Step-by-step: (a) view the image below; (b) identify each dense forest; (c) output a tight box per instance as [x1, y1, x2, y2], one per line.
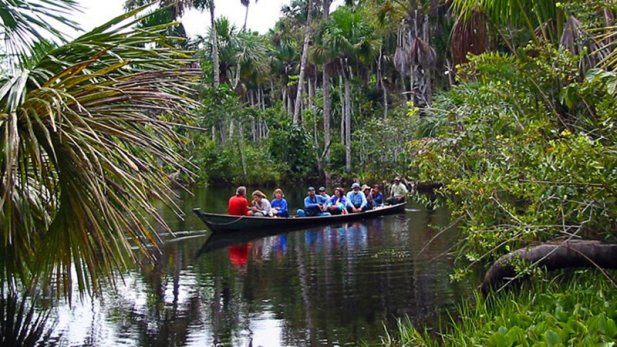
[2, 0, 617, 345]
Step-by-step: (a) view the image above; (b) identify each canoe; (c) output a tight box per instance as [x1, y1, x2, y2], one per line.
[192, 202, 406, 233]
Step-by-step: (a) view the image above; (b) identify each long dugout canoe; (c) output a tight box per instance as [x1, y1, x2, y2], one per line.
[192, 202, 406, 233]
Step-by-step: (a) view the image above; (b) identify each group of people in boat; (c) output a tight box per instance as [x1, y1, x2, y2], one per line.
[227, 176, 408, 218]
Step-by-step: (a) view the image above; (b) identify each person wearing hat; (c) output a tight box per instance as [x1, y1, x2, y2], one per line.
[318, 186, 330, 199]
[228, 186, 252, 216]
[250, 190, 272, 216]
[346, 182, 368, 213]
[387, 176, 408, 204]
[296, 186, 331, 217]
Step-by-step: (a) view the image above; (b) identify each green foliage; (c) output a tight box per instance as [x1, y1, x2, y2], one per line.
[386, 272, 617, 346]
[190, 134, 284, 185]
[409, 46, 617, 277]
[351, 112, 413, 179]
[268, 124, 318, 180]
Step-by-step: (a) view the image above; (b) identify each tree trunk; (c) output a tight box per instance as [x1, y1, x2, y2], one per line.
[209, 3, 224, 144]
[378, 48, 388, 119]
[293, 0, 314, 125]
[322, 0, 332, 163]
[239, 124, 247, 177]
[242, 2, 250, 30]
[339, 74, 344, 145]
[344, 73, 352, 174]
[480, 240, 617, 295]
[210, 4, 220, 89]
[232, 2, 251, 90]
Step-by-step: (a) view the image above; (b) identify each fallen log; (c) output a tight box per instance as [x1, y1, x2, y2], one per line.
[480, 240, 617, 295]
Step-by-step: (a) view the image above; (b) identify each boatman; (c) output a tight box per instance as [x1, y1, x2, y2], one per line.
[228, 186, 252, 216]
[387, 176, 408, 204]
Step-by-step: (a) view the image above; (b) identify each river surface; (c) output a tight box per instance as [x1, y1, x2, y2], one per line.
[43, 186, 470, 346]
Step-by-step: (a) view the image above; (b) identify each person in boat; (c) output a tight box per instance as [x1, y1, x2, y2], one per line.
[370, 184, 385, 207]
[318, 186, 330, 199]
[271, 188, 289, 217]
[386, 176, 408, 204]
[346, 182, 368, 213]
[297, 186, 331, 217]
[250, 190, 272, 216]
[326, 187, 349, 215]
[362, 185, 374, 209]
[228, 186, 251, 216]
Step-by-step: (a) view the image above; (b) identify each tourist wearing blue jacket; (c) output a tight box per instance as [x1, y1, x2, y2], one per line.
[297, 187, 331, 217]
[271, 188, 289, 217]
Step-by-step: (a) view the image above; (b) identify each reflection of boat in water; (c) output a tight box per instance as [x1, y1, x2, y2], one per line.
[196, 227, 295, 255]
[196, 205, 405, 255]
[192, 202, 406, 233]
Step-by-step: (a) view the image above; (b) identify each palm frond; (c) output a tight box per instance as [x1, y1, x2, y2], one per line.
[0, 5, 199, 297]
[0, 0, 80, 67]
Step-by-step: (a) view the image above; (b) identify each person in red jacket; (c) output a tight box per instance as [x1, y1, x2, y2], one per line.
[228, 186, 252, 216]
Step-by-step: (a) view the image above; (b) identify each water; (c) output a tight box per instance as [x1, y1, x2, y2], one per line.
[43, 186, 469, 346]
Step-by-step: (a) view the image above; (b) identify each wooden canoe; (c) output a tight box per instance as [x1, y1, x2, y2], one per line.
[192, 202, 406, 233]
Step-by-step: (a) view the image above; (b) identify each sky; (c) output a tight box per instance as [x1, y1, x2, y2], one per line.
[69, 0, 343, 39]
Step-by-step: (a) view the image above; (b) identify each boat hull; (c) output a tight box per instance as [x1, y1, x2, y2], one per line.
[192, 202, 406, 233]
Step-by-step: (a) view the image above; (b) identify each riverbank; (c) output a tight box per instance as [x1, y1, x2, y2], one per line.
[385, 271, 617, 346]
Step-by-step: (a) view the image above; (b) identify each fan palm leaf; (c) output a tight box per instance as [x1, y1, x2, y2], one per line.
[0, 4, 199, 297]
[451, 0, 564, 43]
[0, 0, 79, 66]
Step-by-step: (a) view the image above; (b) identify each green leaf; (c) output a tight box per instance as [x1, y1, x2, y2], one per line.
[545, 330, 562, 346]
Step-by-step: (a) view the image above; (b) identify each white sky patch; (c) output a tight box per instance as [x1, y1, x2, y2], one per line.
[68, 0, 344, 39]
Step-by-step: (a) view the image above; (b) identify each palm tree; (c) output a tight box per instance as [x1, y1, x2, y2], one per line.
[321, 0, 333, 165]
[231, 0, 259, 90]
[451, 0, 566, 45]
[269, 21, 301, 115]
[0, 0, 79, 66]
[317, 5, 377, 173]
[240, 0, 258, 30]
[0, 2, 199, 297]
[293, 0, 315, 125]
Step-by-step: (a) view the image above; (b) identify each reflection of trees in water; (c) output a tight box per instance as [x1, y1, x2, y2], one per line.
[63, 207, 461, 346]
[223, 214, 460, 346]
[103, 242, 202, 346]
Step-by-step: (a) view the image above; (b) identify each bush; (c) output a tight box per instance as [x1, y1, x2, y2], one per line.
[268, 124, 318, 181]
[408, 45, 617, 279]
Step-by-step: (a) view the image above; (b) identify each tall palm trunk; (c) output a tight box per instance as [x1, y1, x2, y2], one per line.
[234, 0, 252, 89]
[293, 0, 314, 125]
[210, 3, 220, 89]
[209, 2, 225, 143]
[339, 75, 344, 144]
[378, 48, 388, 119]
[344, 69, 352, 174]
[322, 0, 332, 162]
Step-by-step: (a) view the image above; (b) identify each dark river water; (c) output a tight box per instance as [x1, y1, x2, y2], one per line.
[43, 186, 470, 346]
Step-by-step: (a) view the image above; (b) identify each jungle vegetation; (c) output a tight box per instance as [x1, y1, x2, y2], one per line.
[2, 0, 617, 345]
